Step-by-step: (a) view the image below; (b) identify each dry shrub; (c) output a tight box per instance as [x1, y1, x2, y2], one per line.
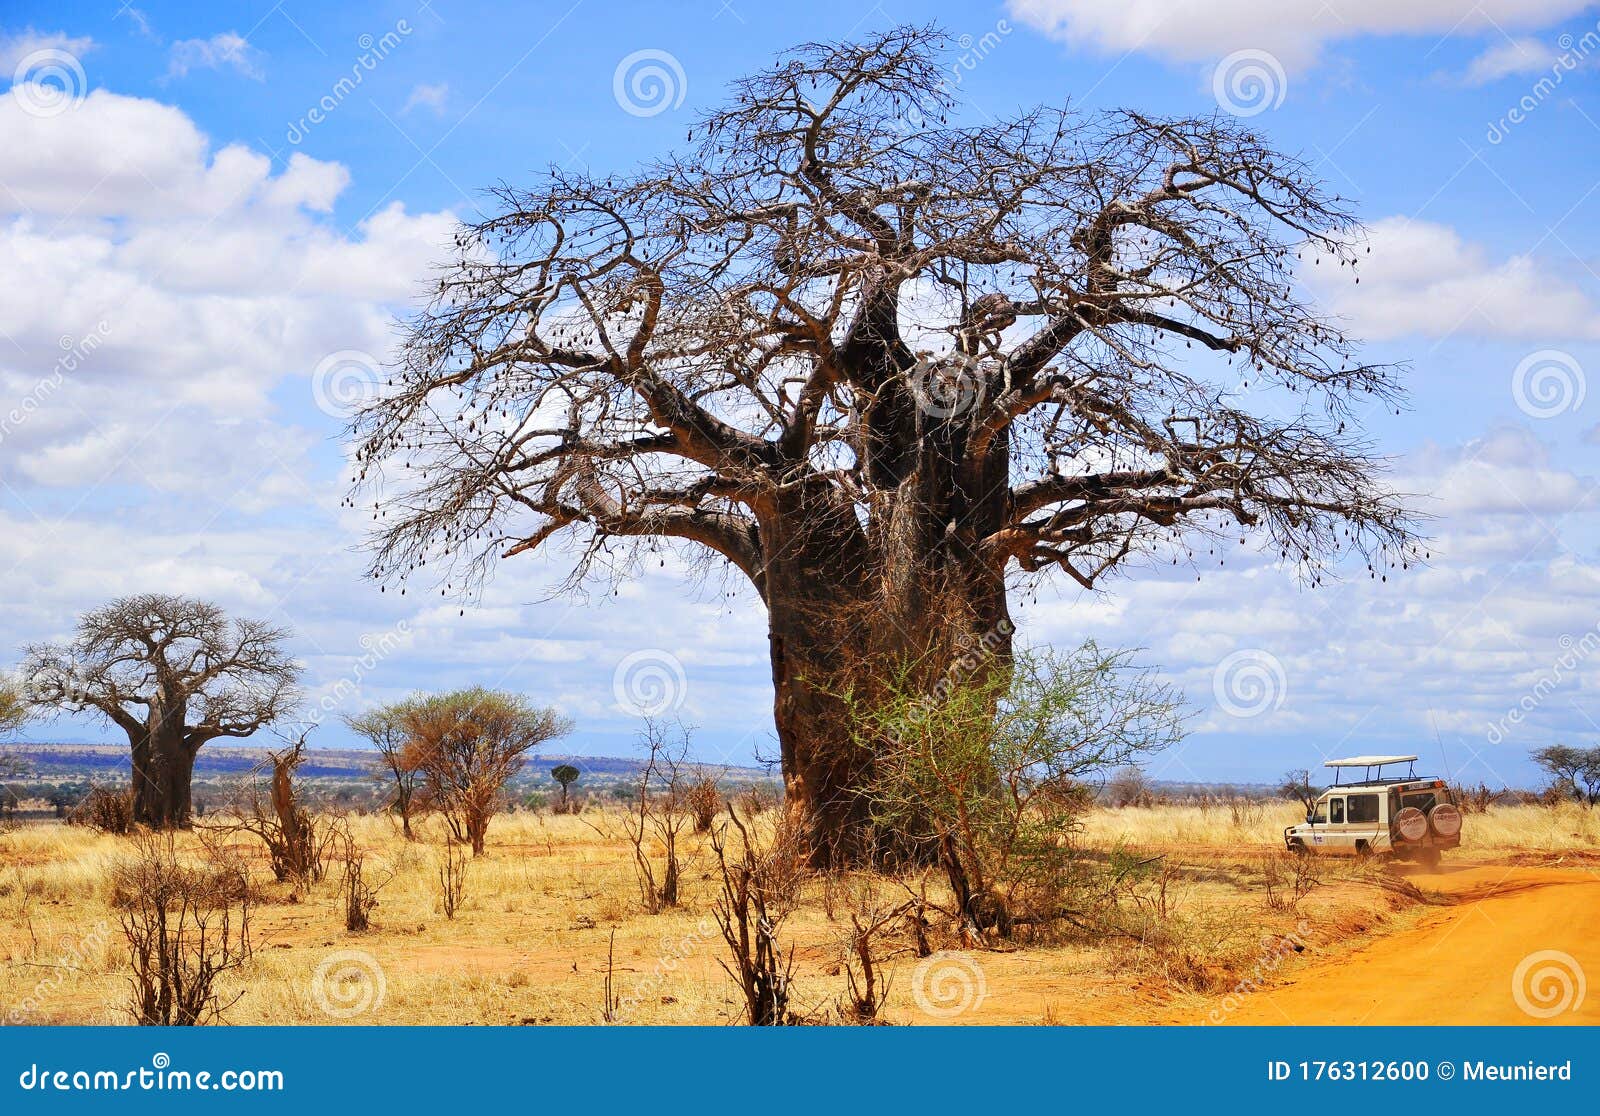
[836, 878, 911, 1024]
[111, 834, 252, 1025]
[610, 719, 698, 913]
[69, 785, 137, 835]
[1261, 849, 1322, 912]
[736, 784, 777, 820]
[337, 832, 392, 932]
[205, 731, 338, 888]
[437, 837, 468, 919]
[685, 773, 721, 833]
[710, 807, 806, 1025]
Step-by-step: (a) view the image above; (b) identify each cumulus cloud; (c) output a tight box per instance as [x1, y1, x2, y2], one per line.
[1006, 0, 1593, 71]
[1308, 217, 1600, 342]
[166, 31, 263, 81]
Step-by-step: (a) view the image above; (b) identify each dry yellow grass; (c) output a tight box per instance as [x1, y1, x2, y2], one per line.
[1080, 800, 1600, 852]
[2, 800, 1594, 1026]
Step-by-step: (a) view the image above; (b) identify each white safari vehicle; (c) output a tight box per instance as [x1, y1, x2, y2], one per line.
[1283, 755, 1462, 868]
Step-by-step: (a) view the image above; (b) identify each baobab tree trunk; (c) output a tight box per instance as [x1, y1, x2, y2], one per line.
[764, 432, 1016, 867]
[131, 726, 196, 828]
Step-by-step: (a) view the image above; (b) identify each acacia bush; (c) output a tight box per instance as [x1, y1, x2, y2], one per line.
[401, 688, 572, 855]
[849, 641, 1185, 941]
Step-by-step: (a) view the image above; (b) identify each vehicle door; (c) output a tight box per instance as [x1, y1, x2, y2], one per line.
[1345, 791, 1383, 848]
[1324, 795, 1348, 847]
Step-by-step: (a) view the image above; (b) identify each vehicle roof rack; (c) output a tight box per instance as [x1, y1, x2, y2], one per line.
[1323, 754, 1418, 785]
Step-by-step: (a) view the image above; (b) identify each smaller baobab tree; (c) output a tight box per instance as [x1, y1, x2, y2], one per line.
[401, 688, 572, 854]
[550, 763, 580, 812]
[23, 595, 300, 828]
[346, 705, 424, 838]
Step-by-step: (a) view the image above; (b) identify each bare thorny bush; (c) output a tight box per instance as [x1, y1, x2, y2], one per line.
[335, 830, 395, 932]
[438, 836, 468, 919]
[68, 784, 138, 835]
[596, 719, 700, 914]
[709, 805, 807, 1026]
[1262, 849, 1323, 913]
[834, 875, 913, 1024]
[111, 833, 253, 1026]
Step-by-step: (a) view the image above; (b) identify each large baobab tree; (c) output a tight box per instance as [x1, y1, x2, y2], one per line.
[23, 594, 300, 828]
[349, 27, 1416, 862]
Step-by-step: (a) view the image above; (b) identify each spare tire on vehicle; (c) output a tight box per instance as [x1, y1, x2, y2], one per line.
[1429, 802, 1462, 838]
[1394, 805, 1428, 842]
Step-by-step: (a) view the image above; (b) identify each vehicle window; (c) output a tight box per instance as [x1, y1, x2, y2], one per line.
[1329, 798, 1345, 824]
[1403, 792, 1437, 813]
[1348, 794, 1380, 823]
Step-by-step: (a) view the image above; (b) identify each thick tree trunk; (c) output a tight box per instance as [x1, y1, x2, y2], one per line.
[131, 727, 195, 829]
[765, 423, 1015, 867]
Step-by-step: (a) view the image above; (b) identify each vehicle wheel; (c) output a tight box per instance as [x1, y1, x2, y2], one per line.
[1429, 803, 1462, 839]
[1288, 840, 1310, 857]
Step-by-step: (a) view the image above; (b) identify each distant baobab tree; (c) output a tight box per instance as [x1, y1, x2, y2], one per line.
[23, 594, 300, 828]
[349, 26, 1417, 863]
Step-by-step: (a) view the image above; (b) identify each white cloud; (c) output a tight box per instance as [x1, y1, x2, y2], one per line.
[1460, 36, 1563, 84]
[1309, 217, 1600, 342]
[0, 28, 94, 73]
[401, 82, 449, 115]
[166, 31, 263, 81]
[1021, 424, 1600, 784]
[1007, 0, 1594, 70]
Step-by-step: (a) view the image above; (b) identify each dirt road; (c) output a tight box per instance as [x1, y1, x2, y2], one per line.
[1215, 861, 1600, 1025]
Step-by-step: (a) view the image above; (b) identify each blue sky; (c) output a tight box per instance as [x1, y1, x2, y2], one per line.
[2, 1, 1599, 788]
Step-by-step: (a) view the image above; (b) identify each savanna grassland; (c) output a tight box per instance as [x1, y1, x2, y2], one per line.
[4, 800, 1597, 1027]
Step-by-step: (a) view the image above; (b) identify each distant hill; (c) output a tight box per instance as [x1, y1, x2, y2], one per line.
[0, 741, 770, 786]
